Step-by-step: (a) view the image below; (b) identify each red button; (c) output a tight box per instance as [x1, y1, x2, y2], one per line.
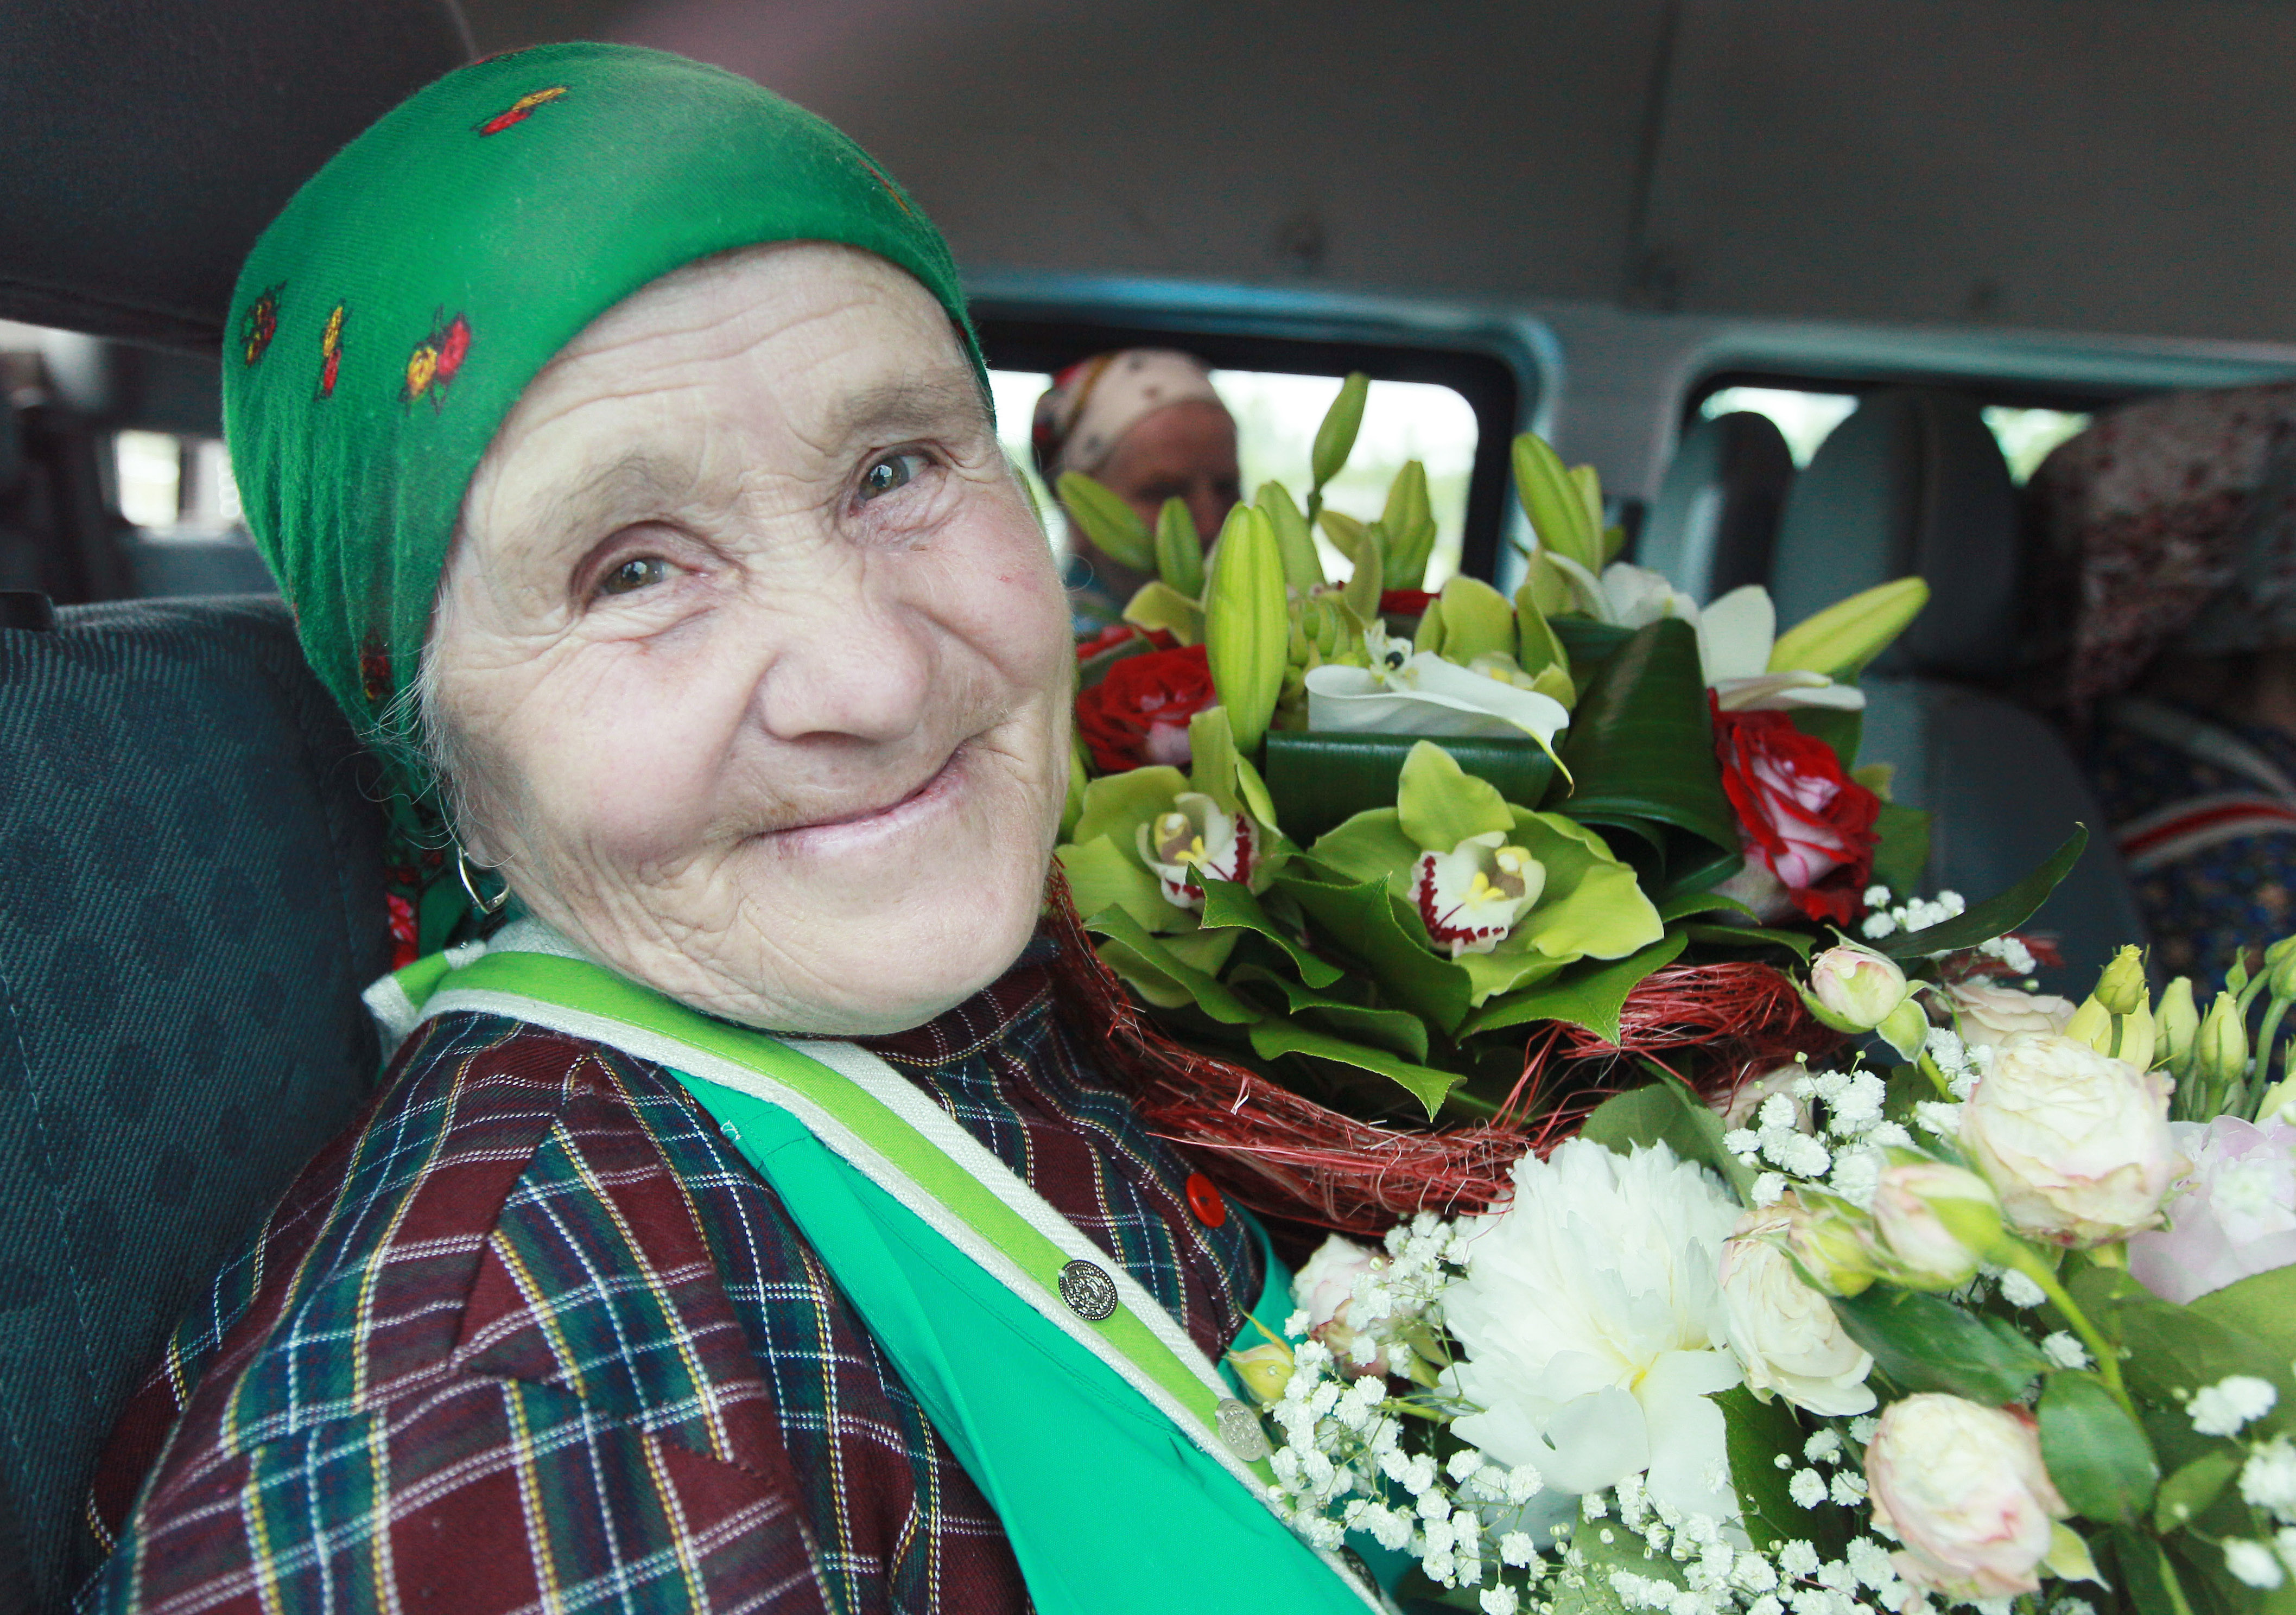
[1185, 1172, 1227, 1227]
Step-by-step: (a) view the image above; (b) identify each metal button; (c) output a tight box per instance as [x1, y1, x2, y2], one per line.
[1057, 1258, 1118, 1320]
[1215, 1396, 1270, 1461]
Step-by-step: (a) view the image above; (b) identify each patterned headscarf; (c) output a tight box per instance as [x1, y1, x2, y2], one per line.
[2026, 382, 2296, 711]
[223, 43, 982, 959]
[1030, 349, 1226, 480]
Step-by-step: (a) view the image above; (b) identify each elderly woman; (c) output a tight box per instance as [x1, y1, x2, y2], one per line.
[81, 46, 1377, 1615]
[1033, 349, 1242, 630]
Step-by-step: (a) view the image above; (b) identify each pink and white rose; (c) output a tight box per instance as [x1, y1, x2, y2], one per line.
[2127, 1115, 2296, 1304]
[1719, 1201, 1875, 1416]
[1866, 1395, 2069, 1603]
[1945, 980, 2077, 1052]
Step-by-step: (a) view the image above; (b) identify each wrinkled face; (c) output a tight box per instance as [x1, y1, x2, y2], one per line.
[431, 243, 1072, 1034]
[1097, 398, 1241, 547]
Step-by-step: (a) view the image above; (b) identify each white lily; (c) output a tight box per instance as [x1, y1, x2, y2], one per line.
[1137, 791, 1259, 911]
[1551, 560, 1864, 714]
[1413, 831, 1546, 957]
[1304, 622, 1571, 746]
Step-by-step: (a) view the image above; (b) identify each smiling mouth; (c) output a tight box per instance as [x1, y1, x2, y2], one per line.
[765, 745, 967, 840]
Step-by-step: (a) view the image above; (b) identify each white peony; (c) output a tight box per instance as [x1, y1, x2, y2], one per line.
[1442, 1139, 1744, 1521]
[1720, 1200, 1876, 1416]
[1960, 1032, 2186, 1248]
[1945, 980, 2077, 1052]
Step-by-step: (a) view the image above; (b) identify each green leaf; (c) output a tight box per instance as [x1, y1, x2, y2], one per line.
[1338, 520, 1383, 625]
[1311, 372, 1370, 491]
[1512, 430, 1600, 571]
[2071, 1264, 2296, 1440]
[1264, 731, 1556, 847]
[1247, 1017, 1459, 1120]
[1460, 931, 1687, 1040]
[2189, 1261, 2296, 1365]
[1454, 948, 1571, 1006]
[1518, 591, 1570, 678]
[1081, 905, 1263, 1025]
[1055, 836, 1184, 934]
[1578, 1065, 1753, 1199]
[1153, 496, 1204, 597]
[1304, 808, 1423, 888]
[1871, 803, 1932, 898]
[1120, 580, 1203, 645]
[1381, 460, 1438, 590]
[1056, 470, 1155, 571]
[1658, 891, 1759, 922]
[1875, 826, 2088, 958]
[2040, 1370, 2159, 1524]
[1717, 1384, 1826, 1554]
[1274, 872, 1475, 1035]
[1255, 481, 1324, 590]
[2114, 1525, 2202, 1615]
[1791, 705, 1863, 772]
[1553, 619, 1739, 853]
[1682, 921, 1816, 960]
[1830, 1287, 2047, 1403]
[1411, 591, 1448, 654]
[1397, 740, 1514, 851]
[1230, 964, 1431, 1062]
[1197, 878, 1343, 989]
[1433, 575, 1515, 664]
[1202, 505, 1289, 756]
[2157, 1449, 2243, 1536]
[1073, 764, 1190, 852]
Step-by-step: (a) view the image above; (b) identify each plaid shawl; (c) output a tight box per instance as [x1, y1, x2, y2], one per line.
[81, 939, 1260, 1613]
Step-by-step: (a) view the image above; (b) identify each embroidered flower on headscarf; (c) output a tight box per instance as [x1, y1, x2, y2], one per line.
[1075, 642, 1216, 771]
[240, 285, 281, 367]
[1138, 791, 1257, 910]
[1413, 832, 1546, 957]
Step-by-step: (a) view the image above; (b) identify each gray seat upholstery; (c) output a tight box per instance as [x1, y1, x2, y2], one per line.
[1640, 410, 1795, 603]
[1767, 387, 2144, 988]
[0, 598, 391, 1608]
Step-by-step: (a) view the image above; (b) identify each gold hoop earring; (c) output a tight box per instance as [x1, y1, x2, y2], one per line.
[456, 848, 511, 916]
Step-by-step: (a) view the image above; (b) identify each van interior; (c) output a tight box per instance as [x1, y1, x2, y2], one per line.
[3, 0, 2288, 1604]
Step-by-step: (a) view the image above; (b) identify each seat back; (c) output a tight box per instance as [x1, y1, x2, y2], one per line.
[1640, 410, 1795, 603]
[0, 597, 390, 1607]
[1764, 388, 2142, 988]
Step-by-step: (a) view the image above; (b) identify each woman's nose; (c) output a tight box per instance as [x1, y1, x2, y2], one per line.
[749, 580, 933, 745]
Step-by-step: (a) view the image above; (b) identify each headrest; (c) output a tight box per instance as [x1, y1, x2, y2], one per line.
[0, 0, 471, 351]
[1639, 410, 1794, 604]
[0, 405, 20, 496]
[1769, 387, 2018, 681]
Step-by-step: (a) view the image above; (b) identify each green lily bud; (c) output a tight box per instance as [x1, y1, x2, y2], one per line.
[2094, 944, 2148, 1015]
[2198, 991, 2251, 1088]
[2270, 937, 2296, 1001]
[1518, 554, 1575, 620]
[1381, 461, 1437, 591]
[1202, 504, 1287, 756]
[1056, 470, 1155, 572]
[1871, 1158, 2004, 1289]
[2158, 976, 2200, 1073]
[1768, 575, 1931, 682]
[1255, 481, 1323, 591]
[1152, 497, 1204, 599]
[1511, 430, 1602, 571]
[1311, 372, 1368, 492]
[1339, 527, 1384, 629]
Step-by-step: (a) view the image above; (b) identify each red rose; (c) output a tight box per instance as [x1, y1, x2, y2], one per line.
[1711, 702, 1881, 924]
[1076, 643, 1217, 772]
[1379, 589, 1435, 616]
[1076, 622, 1178, 660]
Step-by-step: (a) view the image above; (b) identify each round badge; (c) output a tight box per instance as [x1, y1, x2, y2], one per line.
[1058, 1258, 1119, 1321]
[1184, 1172, 1227, 1228]
[1215, 1396, 1271, 1461]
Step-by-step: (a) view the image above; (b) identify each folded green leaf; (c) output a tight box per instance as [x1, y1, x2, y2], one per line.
[1198, 878, 1343, 989]
[2040, 1370, 2159, 1524]
[1057, 470, 1155, 571]
[1153, 495, 1204, 598]
[2155, 1450, 2242, 1536]
[1682, 921, 1815, 960]
[1083, 905, 1263, 1025]
[1312, 372, 1370, 491]
[1875, 827, 2088, 959]
[1232, 965, 1432, 1063]
[1553, 619, 1738, 853]
[1460, 931, 1687, 1040]
[1248, 1018, 1458, 1121]
[1658, 891, 1759, 922]
[1578, 1062, 1753, 1199]
[1274, 872, 1475, 1035]
[1831, 1287, 2046, 1403]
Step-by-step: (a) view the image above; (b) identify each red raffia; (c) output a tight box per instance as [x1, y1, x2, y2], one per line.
[1044, 869, 1844, 1236]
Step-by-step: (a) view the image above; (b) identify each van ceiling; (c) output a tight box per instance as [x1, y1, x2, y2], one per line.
[464, 0, 2296, 349]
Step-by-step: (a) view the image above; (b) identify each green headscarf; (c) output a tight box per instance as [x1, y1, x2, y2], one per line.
[223, 42, 984, 958]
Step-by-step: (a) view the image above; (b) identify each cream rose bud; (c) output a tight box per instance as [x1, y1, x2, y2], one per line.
[1292, 1234, 1379, 1330]
[1960, 1033, 2186, 1248]
[1945, 980, 2077, 1051]
[1870, 1159, 2003, 1288]
[1867, 1395, 2070, 1603]
[1720, 1203, 1876, 1416]
[1806, 945, 1911, 1032]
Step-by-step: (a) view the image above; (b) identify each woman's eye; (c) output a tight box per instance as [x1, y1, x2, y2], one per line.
[598, 556, 671, 596]
[859, 450, 930, 501]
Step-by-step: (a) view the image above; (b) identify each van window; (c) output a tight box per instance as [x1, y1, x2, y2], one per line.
[1696, 383, 2096, 485]
[991, 368, 1479, 589]
[112, 431, 242, 529]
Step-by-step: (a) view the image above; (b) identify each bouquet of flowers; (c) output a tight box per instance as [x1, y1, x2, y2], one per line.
[1244, 931, 2296, 1615]
[1054, 376, 2065, 1228]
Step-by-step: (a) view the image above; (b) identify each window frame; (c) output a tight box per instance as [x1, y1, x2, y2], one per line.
[1682, 366, 2149, 436]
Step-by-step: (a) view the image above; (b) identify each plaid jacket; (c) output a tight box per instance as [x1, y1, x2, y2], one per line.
[81, 939, 1261, 1614]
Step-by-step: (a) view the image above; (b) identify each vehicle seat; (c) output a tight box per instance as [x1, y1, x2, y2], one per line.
[1766, 387, 2146, 988]
[1639, 410, 1796, 603]
[0, 395, 130, 607]
[0, 598, 392, 1607]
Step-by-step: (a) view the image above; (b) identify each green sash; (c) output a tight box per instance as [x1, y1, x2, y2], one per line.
[387, 940, 1380, 1615]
